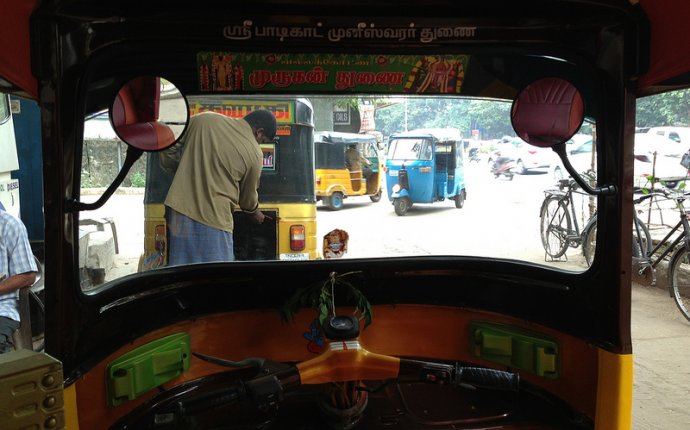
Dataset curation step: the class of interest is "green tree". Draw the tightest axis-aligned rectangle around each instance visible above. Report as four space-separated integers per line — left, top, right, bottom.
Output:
375 97 512 139
637 89 690 127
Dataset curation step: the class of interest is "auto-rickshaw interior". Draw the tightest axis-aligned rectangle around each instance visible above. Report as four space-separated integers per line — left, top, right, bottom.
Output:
5 1 677 429
73 55 607 430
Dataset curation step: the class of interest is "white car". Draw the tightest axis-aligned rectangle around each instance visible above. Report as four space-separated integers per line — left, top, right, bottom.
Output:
549 134 689 187
487 137 553 174
634 133 690 188
645 126 690 154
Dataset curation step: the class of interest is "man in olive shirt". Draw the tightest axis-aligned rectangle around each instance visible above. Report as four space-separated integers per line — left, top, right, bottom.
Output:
164 110 277 265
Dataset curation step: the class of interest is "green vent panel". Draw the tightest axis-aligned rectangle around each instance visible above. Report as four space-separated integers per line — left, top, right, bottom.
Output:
470 321 559 379
106 333 190 406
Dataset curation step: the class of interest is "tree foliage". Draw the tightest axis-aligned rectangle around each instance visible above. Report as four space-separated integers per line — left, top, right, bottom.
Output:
374 97 513 140
637 89 690 127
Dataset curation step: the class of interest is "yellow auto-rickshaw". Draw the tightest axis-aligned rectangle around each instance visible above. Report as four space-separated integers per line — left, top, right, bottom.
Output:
315 131 383 210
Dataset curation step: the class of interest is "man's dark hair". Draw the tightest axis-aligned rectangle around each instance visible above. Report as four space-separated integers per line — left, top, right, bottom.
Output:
244 109 277 140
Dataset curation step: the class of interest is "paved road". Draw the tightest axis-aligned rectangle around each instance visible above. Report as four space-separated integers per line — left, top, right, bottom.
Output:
632 282 690 429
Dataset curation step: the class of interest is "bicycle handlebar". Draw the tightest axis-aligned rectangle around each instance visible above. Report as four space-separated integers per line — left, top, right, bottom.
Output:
633 187 690 205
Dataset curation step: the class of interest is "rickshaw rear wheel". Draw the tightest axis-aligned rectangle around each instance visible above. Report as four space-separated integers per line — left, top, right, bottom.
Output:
329 192 344 210
394 197 411 216
454 190 465 208
370 190 382 203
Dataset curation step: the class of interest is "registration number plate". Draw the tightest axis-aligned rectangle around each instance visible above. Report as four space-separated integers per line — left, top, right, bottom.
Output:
389 170 399 176
279 253 309 261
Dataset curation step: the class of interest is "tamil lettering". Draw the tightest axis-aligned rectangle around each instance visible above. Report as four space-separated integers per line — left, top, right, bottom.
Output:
223 21 253 40
255 25 324 41
335 71 405 89
420 26 477 43
248 67 330 89
221 21 476 43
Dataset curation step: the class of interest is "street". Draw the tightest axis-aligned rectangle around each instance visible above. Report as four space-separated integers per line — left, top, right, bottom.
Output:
82 161 688 428
632 282 690 429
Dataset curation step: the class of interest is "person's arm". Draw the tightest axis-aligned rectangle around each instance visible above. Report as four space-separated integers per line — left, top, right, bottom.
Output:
238 158 266 224
159 139 185 175
0 272 37 295
2 216 39 294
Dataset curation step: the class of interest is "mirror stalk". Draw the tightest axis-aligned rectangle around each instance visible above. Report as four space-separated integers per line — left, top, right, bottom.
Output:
66 146 144 212
552 142 617 196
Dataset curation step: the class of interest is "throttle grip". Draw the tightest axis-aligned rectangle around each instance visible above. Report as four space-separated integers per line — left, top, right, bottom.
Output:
455 365 519 391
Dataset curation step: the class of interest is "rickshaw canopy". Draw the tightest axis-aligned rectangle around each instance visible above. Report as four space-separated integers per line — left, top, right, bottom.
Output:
3 0 690 99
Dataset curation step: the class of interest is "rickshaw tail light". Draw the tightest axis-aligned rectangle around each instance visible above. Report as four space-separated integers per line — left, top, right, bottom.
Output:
290 225 306 251
316 176 321 185
383 166 388 172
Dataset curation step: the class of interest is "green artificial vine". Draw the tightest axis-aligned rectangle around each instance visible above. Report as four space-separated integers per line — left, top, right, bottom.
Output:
280 271 373 335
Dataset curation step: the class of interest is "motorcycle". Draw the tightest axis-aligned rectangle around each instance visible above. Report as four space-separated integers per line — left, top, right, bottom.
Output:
491 155 516 180
468 147 481 163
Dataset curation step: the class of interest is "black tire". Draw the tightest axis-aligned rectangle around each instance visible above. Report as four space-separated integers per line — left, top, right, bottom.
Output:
582 213 651 267
632 214 653 258
582 216 597 266
370 190 382 203
394 197 411 216
540 196 571 258
668 246 690 322
454 190 465 208
328 192 344 211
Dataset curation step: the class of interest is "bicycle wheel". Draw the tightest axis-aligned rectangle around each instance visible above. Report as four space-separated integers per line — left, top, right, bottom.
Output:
668 246 690 322
632 214 653 258
582 216 597 266
540 196 571 258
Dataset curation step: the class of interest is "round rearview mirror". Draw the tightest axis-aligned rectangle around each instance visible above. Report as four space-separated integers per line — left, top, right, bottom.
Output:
110 76 188 151
510 77 584 148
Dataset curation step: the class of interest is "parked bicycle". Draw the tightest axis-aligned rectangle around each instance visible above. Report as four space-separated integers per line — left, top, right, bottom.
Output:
540 174 651 266
635 188 690 322
539 176 598 262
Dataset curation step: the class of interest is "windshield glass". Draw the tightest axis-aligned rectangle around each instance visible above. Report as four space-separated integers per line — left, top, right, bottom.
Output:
387 138 432 160
78 93 598 291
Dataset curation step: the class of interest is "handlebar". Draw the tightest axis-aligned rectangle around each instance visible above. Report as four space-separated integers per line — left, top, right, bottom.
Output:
633 187 690 205
188 345 520 413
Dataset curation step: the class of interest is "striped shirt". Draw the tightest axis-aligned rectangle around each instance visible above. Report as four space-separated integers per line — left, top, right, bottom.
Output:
0 210 38 322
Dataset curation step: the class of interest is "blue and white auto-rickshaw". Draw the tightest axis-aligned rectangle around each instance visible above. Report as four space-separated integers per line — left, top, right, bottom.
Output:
385 128 467 216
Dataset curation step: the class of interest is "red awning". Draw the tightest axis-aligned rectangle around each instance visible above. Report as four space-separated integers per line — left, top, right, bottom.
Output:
638 0 690 92
0 0 39 99
1 1 690 99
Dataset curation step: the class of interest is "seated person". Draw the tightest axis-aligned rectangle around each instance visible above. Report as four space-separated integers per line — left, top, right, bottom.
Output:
345 144 373 178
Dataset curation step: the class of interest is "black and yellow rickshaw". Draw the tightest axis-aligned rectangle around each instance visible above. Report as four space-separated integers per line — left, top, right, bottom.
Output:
3 1 690 429
141 95 318 268
314 131 383 210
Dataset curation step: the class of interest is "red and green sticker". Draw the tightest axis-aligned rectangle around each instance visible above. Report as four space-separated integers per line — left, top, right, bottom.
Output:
197 52 469 94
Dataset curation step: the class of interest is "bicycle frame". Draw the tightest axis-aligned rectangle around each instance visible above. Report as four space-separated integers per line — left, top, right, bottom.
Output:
543 181 588 247
638 197 690 272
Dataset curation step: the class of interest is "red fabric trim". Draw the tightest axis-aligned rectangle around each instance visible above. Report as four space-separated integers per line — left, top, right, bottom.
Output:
638 0 690 89
0 0 39 98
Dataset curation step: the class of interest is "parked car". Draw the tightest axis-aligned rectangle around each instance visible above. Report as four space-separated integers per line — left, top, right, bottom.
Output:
645 126 690 155
549 133 690 188
634 132 690 188
487 137 553 174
